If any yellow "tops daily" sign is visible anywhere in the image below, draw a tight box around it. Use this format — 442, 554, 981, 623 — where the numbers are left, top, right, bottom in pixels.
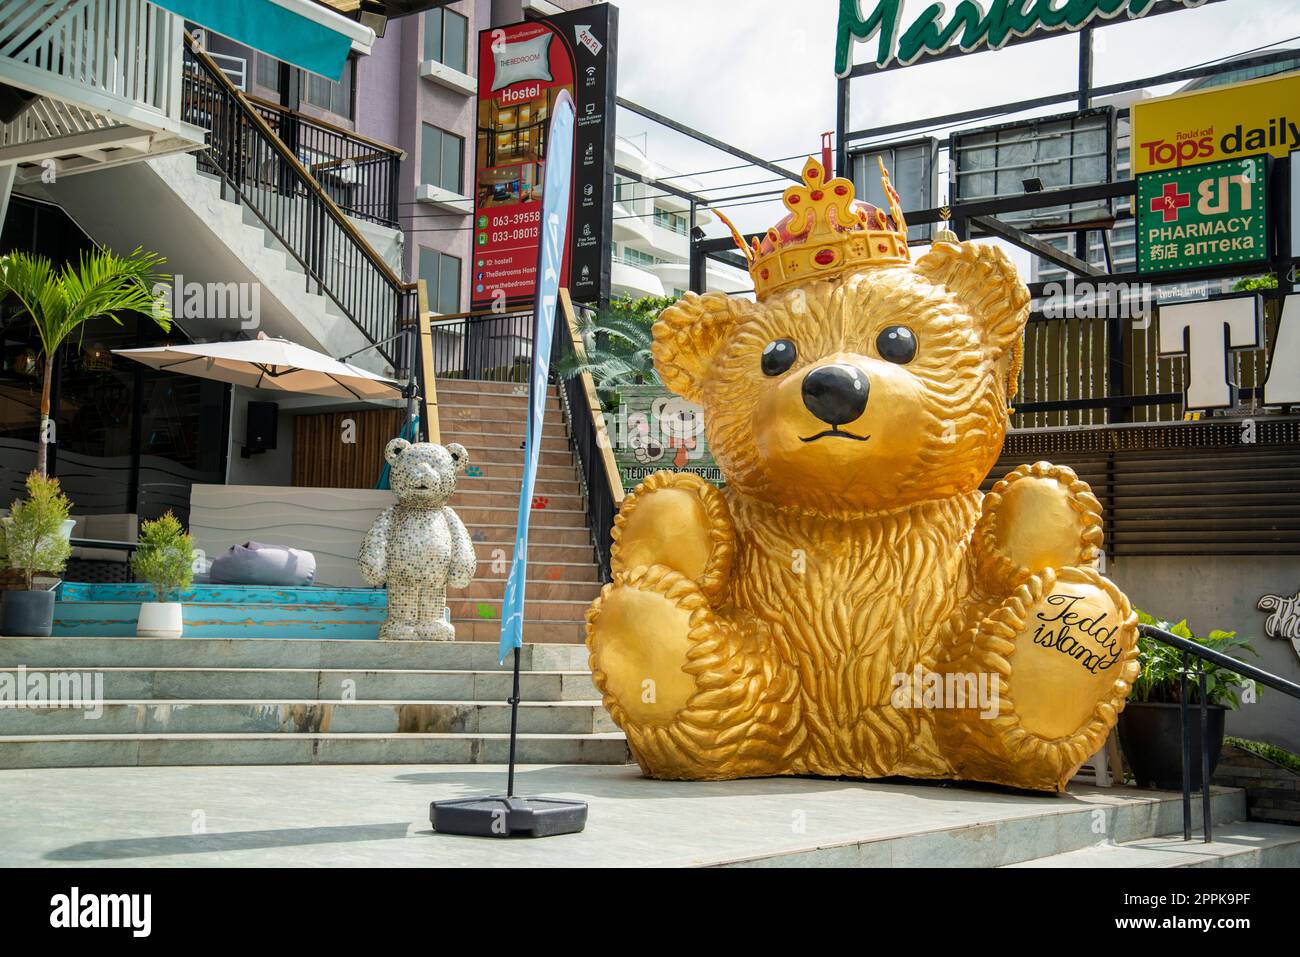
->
1131, 71, 1300, 174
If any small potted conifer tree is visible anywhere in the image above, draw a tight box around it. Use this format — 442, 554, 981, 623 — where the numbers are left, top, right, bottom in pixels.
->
2, 472, 72, 637
130, 511, 194, 639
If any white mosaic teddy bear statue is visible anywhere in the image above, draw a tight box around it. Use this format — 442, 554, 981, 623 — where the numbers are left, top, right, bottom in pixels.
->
358, 438, 476, 641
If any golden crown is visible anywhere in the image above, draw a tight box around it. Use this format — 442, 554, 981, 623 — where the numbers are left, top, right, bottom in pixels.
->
715, 155, 910, 300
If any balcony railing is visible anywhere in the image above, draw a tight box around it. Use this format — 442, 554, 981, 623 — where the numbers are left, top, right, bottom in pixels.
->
247, 95, 402, 228
0, 0, 185, 124
180, 32, 417, 367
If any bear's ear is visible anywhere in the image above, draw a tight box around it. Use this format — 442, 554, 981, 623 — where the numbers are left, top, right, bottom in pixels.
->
384, 438, 411, 464
446, 442, 468, 473
652, 291, 747, 403
914, 241, 1029, 357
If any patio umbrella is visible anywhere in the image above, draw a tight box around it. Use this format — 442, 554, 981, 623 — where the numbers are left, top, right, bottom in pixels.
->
112, 334, 403, 402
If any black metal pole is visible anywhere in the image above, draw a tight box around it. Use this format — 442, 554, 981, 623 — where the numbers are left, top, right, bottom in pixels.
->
506, 634, 522, 797
1180, 650, 1192, 842
1199, 663, 1212, 843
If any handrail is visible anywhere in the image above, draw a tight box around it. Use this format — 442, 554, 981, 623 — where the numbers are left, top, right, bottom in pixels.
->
551, 291, 624, 581
1136, 623, 1300, 845
181, 32, 419, 365
244, 92, 408, 158
560, 289, 625, 508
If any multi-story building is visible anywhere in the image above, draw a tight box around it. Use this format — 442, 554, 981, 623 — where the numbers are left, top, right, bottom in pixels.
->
612, 135, 750, 300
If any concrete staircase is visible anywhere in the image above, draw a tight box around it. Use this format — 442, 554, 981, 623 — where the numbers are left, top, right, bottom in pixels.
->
440, 378, 603, 643
0, 636, 629, 768
2, 379, 619, 769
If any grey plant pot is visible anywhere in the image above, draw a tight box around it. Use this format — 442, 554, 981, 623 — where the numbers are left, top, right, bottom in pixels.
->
2, 588, 55, 637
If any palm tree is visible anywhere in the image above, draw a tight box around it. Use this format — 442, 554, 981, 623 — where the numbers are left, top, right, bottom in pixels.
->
0, 247, 170, 476
554, 295, 675, 397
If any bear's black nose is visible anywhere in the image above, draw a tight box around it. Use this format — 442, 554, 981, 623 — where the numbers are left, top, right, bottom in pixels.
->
802, 363, 869, 426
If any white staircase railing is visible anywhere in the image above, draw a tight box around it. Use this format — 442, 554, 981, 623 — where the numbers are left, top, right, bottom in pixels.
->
0, 0, 184, 124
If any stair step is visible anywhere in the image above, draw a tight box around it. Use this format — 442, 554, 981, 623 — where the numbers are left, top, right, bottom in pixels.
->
1007, 822, 1300, 868
0, 637, 589, 670
451, 620, 586, 642
450, 488, 585, 511
3, 666, 597, 702
459, 463, 579, 482
0, 699, 616, 736
455, 506, 591, 529
460, 578, 601, 601
448, 597, 594, 622
437, 379, 551, 395
0, 731, 632, 768
468, 524, 591, 546
473, 541, 596, 564
462, 446, 575, 467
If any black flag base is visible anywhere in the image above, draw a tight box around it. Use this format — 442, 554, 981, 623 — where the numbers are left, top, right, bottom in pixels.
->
430, 795, 588, 838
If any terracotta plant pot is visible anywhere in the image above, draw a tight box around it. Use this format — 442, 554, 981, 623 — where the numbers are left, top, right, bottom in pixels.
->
1118, 701, 1227, 790
137, 601, 183, 638
2, 588, 55, 637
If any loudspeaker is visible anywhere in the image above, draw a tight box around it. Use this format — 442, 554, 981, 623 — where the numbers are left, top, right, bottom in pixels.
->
243, 401, 278, 457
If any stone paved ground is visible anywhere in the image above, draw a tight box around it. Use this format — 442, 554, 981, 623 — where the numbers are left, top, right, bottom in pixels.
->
0, 763, 1259, 868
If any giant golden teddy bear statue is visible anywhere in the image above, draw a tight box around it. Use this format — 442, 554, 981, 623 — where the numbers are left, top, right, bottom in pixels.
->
585, 155, 1139, 792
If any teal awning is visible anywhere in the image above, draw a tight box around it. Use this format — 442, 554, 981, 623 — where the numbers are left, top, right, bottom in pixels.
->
150, 0, 368, 80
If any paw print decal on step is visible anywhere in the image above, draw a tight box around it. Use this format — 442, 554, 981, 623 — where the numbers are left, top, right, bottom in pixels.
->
465, 465, 484, 477
532, 496, 549, 510
544, 566, 563, 581
475, 603, 497, 619
471, 529, 488, 543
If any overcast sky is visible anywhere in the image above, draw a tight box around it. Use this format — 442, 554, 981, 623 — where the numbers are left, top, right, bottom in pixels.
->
611, 0, 1300, 251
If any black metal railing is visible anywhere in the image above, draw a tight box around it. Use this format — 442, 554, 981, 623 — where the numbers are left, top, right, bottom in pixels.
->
247, 96, 401, 228
551, 317, 619, 582
425, 310, 536, 383
180, 34, 412, 365
1138, 623, 1300, 843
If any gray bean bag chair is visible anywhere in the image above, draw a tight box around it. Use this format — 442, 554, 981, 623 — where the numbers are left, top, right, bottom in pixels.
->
208, 541, 316, 587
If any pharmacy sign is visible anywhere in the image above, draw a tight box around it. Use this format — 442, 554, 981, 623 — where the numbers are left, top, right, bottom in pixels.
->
1137, 155, 1269, 275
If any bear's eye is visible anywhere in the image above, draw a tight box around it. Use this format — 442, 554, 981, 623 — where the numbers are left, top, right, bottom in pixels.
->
761, 339, 797, 376
876, 326, 917, 364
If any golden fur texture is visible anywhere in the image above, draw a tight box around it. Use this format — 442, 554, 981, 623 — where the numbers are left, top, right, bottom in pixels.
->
587, 241, 1138, 790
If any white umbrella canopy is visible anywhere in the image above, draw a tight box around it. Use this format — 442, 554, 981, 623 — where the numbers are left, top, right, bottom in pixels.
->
112, 335, 403, 401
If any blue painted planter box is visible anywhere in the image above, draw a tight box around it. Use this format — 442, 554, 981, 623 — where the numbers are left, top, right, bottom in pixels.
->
54, 582, 387, 639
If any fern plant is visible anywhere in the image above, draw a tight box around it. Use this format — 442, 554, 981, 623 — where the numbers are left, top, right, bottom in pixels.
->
4, 472, 72, 589
0, 247, 170, 475
1132, 610, 1259, 709
553, 295, 677, 393
130, 511, 194, 604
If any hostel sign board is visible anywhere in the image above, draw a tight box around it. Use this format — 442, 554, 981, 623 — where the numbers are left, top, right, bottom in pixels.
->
471, 5, 616, 311
1131, 70, 1300, 174
1136, 155, 1268, 274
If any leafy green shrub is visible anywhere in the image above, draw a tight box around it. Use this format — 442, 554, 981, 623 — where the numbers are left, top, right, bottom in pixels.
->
130, 511, 194, 603
1224, 736, 1300, 774
1132, 610, 1259, 709
4, 472, 72, 589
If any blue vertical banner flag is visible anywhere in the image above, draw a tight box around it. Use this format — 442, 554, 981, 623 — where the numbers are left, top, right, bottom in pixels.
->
500, 90, 577, 664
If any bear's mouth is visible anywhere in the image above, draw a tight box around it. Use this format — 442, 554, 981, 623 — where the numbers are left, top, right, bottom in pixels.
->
800, 428, 870, 443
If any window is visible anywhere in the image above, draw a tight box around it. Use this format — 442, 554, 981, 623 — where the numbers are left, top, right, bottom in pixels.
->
852, 140, 935, 242
424, 7, 468, 73
421, 124, 464, 193
303, 57, 354, 118
420, 248, 461, 315
256, 53, 281, 93
620, 247, 660, 268
654, 208, 688, 235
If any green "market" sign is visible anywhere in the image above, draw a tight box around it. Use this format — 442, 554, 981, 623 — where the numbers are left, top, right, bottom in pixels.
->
835, 0, 1208, 76
1137, 155, 1269, 275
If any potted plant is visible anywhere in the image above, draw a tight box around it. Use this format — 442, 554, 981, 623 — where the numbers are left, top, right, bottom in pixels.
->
1117, 611, 1259, 790
130, 511, 194, 639
1, 472, 72, 637
0, 246, 170, 476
